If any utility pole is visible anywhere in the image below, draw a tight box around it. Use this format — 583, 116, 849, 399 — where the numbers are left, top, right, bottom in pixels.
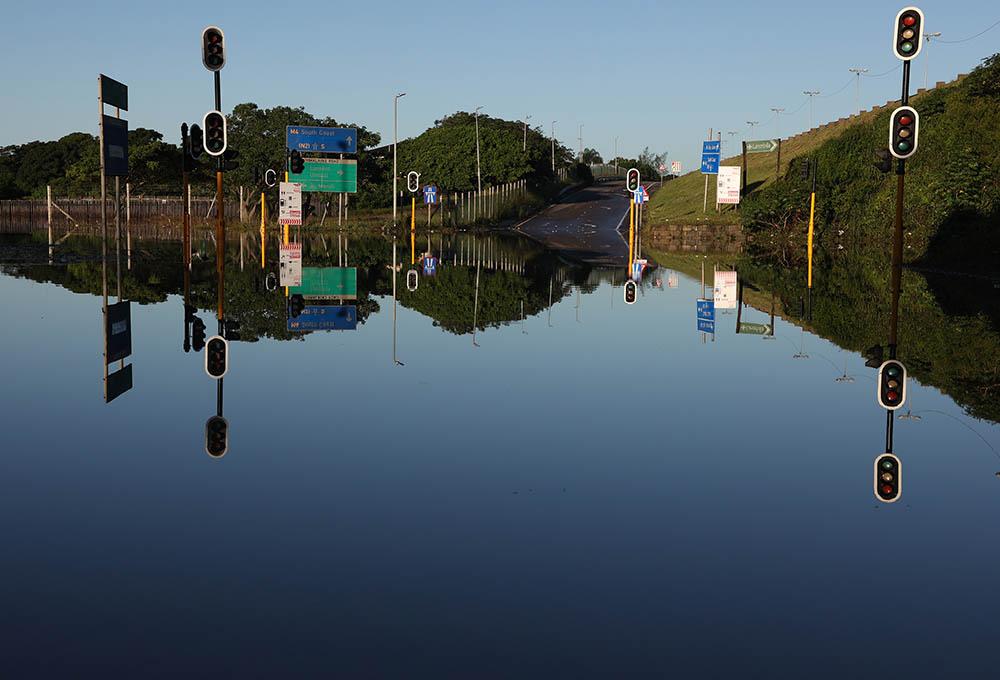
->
578, 123, 583, 162
922, 32, 941, 90
393, 92, 406, 227
522, 114, 531, 151
613, 136, 619, 173
803, 91, 820, 129
770, 108, 785, 140
551, 120, 557, 173
849, 67, 870, 115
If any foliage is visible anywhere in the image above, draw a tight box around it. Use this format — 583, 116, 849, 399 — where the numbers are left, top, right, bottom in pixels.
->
581, 148, 603, 164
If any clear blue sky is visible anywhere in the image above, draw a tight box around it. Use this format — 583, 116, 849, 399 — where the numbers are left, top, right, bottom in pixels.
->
1, 0, 996, 172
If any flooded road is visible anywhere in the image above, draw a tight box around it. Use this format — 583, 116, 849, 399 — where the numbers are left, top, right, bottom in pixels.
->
1, 230, 999, 678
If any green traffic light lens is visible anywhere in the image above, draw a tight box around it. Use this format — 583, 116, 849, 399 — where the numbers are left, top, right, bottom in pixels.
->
881, 460, 895, 470
901, 42, 914, 53
896, 141, 911, 152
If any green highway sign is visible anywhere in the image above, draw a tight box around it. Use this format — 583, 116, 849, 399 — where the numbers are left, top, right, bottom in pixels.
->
745, 139, 779, 154
298, 158, 357, 193
99, 74, 128, 111
290, 267, 358, 300
738, 322, 773, 335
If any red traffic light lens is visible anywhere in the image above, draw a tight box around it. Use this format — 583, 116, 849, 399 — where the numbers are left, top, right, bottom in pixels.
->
899, 115, 913, 126
881, 484, 894, 495
902, 15, 916, 27
887, 390, 900, 402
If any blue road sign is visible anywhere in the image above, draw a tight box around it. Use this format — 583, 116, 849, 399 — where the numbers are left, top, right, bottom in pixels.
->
423, 256, 438, 276
634, 188, 646, 204
698, 318, 716, 334
287, 305, 358, 332
286, 126, 358, 154
701, 140, 721, 175
697, 298, 715, 322
423, 185, 438, 204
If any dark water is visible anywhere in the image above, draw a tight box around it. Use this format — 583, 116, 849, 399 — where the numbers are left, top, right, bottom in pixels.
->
2, 231, 999, 678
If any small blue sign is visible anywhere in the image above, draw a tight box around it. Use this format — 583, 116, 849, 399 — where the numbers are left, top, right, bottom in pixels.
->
288, 305, 358, 332
701, 140, 721, 175
698, 318, 716, 334
423, 257, 438, 276
423, 185, 438, 205
697, 298, 715, 322
703, 141, 721, 154
286, 126, 358, 154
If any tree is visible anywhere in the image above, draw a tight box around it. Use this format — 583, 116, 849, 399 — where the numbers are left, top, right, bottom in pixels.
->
581, 148, 603, 164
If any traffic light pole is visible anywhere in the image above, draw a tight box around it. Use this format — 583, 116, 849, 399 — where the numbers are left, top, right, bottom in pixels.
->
214, 70, 225, 328
885, 59, 912, 455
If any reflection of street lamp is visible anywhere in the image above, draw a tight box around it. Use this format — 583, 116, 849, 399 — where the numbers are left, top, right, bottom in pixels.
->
472, 260, 481, 347
391, 236, 403, 366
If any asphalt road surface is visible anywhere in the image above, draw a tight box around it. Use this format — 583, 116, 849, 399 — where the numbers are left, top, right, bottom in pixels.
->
514, 183, 632, 266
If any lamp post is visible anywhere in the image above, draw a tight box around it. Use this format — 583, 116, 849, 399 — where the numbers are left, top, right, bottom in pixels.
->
613, 136, 619, 173
393, 92, 406, 227
803, 91, 820, 129
578, 123, 583, 162
523, 114, 532, 151
923, 32, 941, 90
474, 106, 482, 195
551, 120, 557, 173
746, 120, 759, 141
848, 67, 870, 115
770, 108, 785, 139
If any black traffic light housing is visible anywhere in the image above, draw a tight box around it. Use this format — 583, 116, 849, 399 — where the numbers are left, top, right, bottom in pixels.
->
203, 110, 227, 156
407, 171, 420, 193
874, 148, 893, 174
877, 360, 907, 410
223, 148, 239, 172
189, 124, 205, 159
626, 168, 640, 193
406, 269, 419, 292
205, 335, 229, 379
624, 280, 637, 305
289, 294, 305, 318
205, 415, 229, 458
889, 106, 919, 160
875, 453, 902, 503
892, 7, 924, 61
202, 26, 226, 71
191, 315, 207, 352
289, 150, 305, 174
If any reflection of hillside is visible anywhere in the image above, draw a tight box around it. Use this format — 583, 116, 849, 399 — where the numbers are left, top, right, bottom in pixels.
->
652, 247, 1000, 424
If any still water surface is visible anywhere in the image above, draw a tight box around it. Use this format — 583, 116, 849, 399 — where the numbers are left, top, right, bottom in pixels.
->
1, 231, 998, 677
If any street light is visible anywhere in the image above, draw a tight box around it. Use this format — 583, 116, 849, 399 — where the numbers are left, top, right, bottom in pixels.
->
770, 108, 785, 139
848, 67, 870, 115
613, 136, 619, 173
393, 92, 406, 227
523, 114, 532, 151
578, 123, 583, 162
474, 106, 483, 196
803, 90, 820, 129
746, 121, 760, 142
551, 120, 557, 173
923, 32, 942, 90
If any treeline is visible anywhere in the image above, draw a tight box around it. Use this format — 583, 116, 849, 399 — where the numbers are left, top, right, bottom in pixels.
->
0, 106, 581, 208
741, 52, 1000, 269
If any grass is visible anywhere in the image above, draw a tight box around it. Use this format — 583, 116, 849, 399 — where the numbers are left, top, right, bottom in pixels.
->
647, 84, 946, 226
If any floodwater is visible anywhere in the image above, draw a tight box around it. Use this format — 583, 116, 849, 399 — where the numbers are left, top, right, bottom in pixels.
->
1, 230, 999, 678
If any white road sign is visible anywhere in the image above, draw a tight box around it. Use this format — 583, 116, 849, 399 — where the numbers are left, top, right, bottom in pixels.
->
714, 270, 738, 309
670, 161, 682, 175
716, 166, 741, 205
279, 181, 302, 225
279, 243, 302, 287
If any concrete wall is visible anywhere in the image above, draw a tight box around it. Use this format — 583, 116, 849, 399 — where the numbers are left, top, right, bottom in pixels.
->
647, 224, 743, 254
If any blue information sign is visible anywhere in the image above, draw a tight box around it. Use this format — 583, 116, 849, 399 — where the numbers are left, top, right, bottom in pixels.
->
423, 256, 438, 276
701, 140, 721, 175
698, 318, 716, 334
288, 305, 358, 332
423, 185, 438, 205
697, 298, 715, 321
286, 126, 358, 154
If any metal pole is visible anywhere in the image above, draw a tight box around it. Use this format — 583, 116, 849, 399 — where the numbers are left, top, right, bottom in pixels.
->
889, 61, 911, 358
474, 106, 482, 198
523, 115, 530, 152
393, 93, 405, 227
551, 121, 556, 173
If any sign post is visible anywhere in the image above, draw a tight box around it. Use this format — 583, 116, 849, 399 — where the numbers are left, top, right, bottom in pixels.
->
697, 298, 715, 334
279, 181, 303, 226
716, 167, 741, 206
701, 136, 720, 212
279, 242, 302, 287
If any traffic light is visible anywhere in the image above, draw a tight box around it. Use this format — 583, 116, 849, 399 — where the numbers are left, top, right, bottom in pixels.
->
189, 124, 204, 159
624, 280, 637, 305
203, 110, 227, 156
192, 315, 207, 352
892, 7, 924, 61
205, 335, 229, 379
201, 26, 226, 71
626, 168, 640, 193
289, 150, 305, 174
874, 453, 901, 503
223, 148, 239, 172
877, 360, 907, 410
874, 148, 893, 174
407, 171, 420, 193
406, 269, 419, 292
205, 415, 229, 458
889, 106, 919, 160
224, 319, 241, 342
289, 294, 305, 318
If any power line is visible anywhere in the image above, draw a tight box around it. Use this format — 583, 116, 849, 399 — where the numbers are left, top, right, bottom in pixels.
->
861, 64, 902, 78
937, 18, 1000, 44
820, 77, 855, 98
